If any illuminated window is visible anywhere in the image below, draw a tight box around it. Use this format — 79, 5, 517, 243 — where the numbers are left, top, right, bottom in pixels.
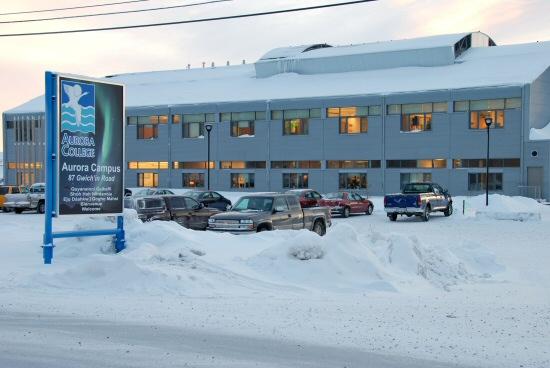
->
173, 161, 214, 169
340, 117, 368, 134
326, 160, 381, 169
137, 125, 158, 139
470, 110, 505, 129
271, 161, 321, 169
282, 173, 309, 189
231, 121, 254, 137
401, 114, 432, 132
468, 173, 503, 191
128, 161, 168, 169
128, 115, 168, 125
8, 162, 16, 169
137, 173, 158, 187
231, 173, 255, 188
454, 98, 520, 112
400, 173, 432, 188
220, 161, 266, 169
386, 160, 447, 169
283, 119, 308, 135
183, 173, 205, 188
388, 102, 446, 115
339, 173, 367, 189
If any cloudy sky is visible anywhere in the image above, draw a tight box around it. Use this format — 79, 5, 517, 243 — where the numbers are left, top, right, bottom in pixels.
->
1, 0, 549, 148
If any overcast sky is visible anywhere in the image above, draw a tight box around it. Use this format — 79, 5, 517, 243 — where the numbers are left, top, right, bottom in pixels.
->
1, 0, 549, 148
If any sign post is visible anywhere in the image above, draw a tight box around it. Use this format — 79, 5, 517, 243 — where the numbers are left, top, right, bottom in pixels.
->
43, 71, 125, 264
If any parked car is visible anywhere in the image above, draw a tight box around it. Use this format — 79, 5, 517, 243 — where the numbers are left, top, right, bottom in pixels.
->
319, 192, 374, 217
127, 195, 220, 230
183, 190, 232, 211
3, 183, 46, 214
285, 189, 323, 208
124, 188, 132, 197
207, 194, 331, 236
132, 188, 175, 197
0, 185, 25, 212
384, 182, 453, 222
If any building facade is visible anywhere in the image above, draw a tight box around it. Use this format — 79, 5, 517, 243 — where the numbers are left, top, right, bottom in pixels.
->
3, 32, 550, 198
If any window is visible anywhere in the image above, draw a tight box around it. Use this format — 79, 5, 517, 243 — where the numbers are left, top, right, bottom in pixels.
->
128, 161, 168, 169
180, 114, 214, 138
326, 160, 381, 169
138, 124, 158, 139
282, 173, 309, 189
453, 158, 520, 168
220, 161, 266, 169
339, 116, 368, 134
400, 173, 432, 188
273, 197, 289, 212
137, 173, 158, 187
283, 119, 308, 135
388, 102, 447, 115
386, 159, 447, 169
271, 161, 321, 169
231, 173, 255, 188
6, 121, 14, 129
401, 114, 432, 132
173, 161, 214, 169
231, 121, 254, 137
128, 115, 168, 125
221, 111, 265, 122
183, 173, 205, 188
327, 106, 378, 117
8, 162, 16, 169
271, 108, 321, 120
453, 98, 521, 112
468, 173, 503, 191
470, 110, 505, 129
339, 173, 367, 189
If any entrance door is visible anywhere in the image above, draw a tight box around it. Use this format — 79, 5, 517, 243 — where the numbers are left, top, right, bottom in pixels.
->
527, 167, 544, 199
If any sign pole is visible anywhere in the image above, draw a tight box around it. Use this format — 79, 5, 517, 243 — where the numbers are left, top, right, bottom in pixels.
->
43, 71, 57, 264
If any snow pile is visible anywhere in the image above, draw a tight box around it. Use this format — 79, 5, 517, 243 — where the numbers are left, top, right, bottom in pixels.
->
460, 194, 545, 221
529, 121, 550, 140
28, 211, 506, 295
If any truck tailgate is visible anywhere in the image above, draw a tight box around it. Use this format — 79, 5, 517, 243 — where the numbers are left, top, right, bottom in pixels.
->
384, 194, 418, 208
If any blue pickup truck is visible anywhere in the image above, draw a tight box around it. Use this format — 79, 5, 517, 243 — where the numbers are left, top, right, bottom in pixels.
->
384, 182, 453, 222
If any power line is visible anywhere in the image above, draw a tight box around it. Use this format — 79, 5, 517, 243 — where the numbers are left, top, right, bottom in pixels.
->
0, 0, 151, 16
0, 0, 232, 24
0, 0, 376, 38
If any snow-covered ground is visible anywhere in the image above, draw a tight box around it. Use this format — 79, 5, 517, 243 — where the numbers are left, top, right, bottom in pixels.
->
0, 194, 549, 367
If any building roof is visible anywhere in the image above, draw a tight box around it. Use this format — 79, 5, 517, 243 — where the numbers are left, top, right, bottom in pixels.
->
5, 32, 550, 115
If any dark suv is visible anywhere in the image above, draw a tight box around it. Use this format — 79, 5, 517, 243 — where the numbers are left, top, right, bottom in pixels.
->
126, 195, 220, 230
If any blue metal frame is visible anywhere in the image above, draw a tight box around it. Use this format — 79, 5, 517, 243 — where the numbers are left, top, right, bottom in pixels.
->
42, 71, 125, 264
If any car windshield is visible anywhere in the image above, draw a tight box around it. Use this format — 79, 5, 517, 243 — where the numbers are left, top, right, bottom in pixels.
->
232, 197, 274, 212
0, 187, 8, 195
403, 183, 432, 193
324, 192, 344, 199
136, 198, 164, 209
134, 189, 155, 197
183, 191, 201, 199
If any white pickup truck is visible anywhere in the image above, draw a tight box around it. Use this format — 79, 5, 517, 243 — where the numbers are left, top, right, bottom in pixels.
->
3, 183, 46, 214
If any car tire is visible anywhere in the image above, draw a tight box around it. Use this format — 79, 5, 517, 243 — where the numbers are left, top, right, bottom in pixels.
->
37, 201, 45, 214
313, 220, 326, 236
422, 206, 431, 222
1, 207, 7, 213
257, 225, 269, 233
389, 213, 397, 222
366, 204, 373, 215
15, 208, 23, 214
343, 206, 350, 218
444, 203, 453, 217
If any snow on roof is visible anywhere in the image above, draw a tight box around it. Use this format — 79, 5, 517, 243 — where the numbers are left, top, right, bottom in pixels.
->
530, 122, 550, 141
259, 44, 332, 60
4, 38, 550, 115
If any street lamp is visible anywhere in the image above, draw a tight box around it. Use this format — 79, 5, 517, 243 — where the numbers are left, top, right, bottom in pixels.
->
204, 123, 213, 190
484, 117, 493, 206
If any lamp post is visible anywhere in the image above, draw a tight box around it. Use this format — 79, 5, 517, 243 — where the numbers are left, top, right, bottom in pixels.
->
484, 117, 493, 206
204, 123, 213, 190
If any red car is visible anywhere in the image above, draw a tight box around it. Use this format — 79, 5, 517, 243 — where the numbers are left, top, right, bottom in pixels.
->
319, 192, 374, 218
285, 189, 323, 208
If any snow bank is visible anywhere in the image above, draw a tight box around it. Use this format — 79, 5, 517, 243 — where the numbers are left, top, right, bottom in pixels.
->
529, 122, 550, 140
459, 194, 545, 221
29, 211, 504, 295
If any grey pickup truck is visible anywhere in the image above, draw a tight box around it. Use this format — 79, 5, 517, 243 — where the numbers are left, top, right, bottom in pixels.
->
3, 183, 46, 214
207, 194, 331, 236
384, 182, 453, 222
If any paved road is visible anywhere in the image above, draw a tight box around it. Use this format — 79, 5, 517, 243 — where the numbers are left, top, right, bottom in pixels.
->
0, 312, 473, 368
